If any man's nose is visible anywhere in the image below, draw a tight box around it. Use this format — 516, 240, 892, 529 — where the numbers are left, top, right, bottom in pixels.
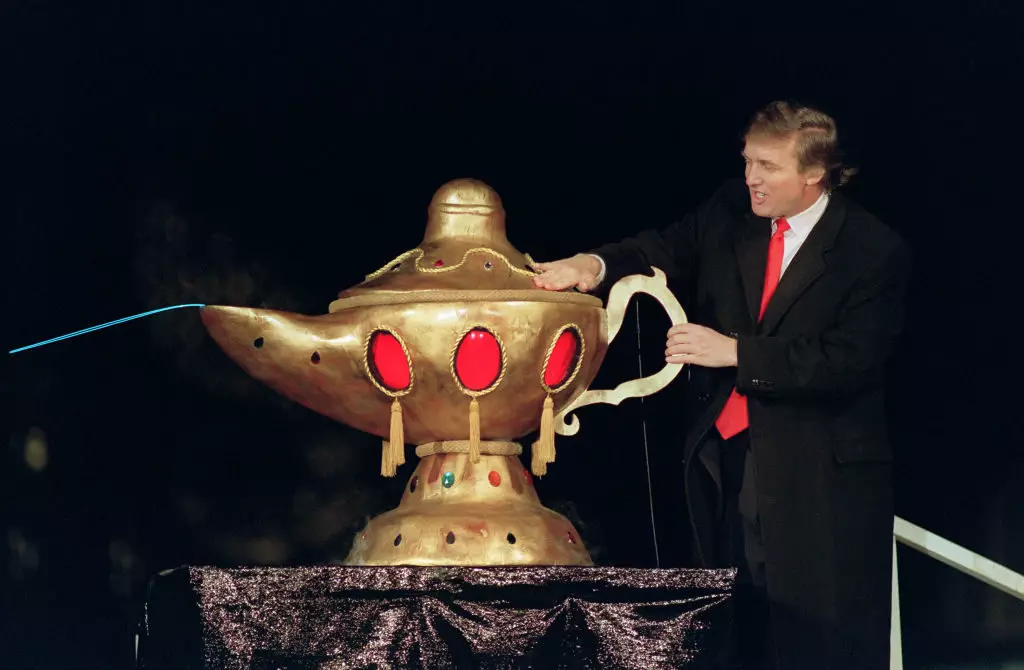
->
745, 169, 761, 186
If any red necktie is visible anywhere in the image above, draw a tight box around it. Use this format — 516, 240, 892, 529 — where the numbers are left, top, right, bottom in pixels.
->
715, 217, 791, 440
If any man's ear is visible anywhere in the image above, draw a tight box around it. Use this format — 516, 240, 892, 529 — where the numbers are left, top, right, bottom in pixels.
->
804, 165, 826, 186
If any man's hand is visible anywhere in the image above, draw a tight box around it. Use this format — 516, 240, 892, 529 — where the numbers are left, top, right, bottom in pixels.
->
665, 323, 738, 368
531, 254, 603, 292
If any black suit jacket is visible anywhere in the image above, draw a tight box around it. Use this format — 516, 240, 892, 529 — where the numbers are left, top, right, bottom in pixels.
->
592, 178, 910, 669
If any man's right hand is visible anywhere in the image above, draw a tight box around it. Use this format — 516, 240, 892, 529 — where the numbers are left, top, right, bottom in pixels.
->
531, 254, 604, 292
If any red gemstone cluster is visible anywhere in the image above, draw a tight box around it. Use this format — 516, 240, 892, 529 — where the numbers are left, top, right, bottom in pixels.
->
362, 324, 585, 477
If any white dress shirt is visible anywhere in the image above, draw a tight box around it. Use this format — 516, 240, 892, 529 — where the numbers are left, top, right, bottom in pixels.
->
591, 190, 830, 284
776, 190, 829, 277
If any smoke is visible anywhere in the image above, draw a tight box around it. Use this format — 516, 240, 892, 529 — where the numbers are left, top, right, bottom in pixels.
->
130, 203, 388, 565
131, 203, 303, 405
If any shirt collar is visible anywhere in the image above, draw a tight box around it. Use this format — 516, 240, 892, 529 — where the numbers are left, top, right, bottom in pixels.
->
773, 190, 830, 235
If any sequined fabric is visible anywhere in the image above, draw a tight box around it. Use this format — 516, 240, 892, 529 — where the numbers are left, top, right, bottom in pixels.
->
137, 565, 736, 669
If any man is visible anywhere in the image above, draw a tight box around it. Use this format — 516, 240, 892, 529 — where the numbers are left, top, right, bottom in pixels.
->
532, 101, 910, 669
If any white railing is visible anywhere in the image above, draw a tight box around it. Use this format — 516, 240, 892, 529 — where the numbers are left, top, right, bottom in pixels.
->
890, 515, 1024, 669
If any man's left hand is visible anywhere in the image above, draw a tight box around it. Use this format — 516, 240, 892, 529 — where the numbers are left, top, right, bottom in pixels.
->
665, 323, 738, 368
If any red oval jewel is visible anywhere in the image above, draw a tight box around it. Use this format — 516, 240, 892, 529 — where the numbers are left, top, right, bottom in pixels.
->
434, 259, 445, 267
488, 471, 502, 487
454, 328, 501, 391
544, 329, 581, 389
369, 331, 411, 391
567, 531, 577, 544
523, 468, 532, 485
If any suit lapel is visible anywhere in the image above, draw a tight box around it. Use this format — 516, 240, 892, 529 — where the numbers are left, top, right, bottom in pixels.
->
758, 194, 847, 334
732, 212, 771, 327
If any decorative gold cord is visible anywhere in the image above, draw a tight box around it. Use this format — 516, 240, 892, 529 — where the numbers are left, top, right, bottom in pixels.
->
330, 289, 601, 312
415, 247, 537, 277
364, 247, 539, 283
362, 326, 415, 398
539, 323, 587, 394
415, 441, 523, 457
363, 249, 424, 282
448, 324, 508, 397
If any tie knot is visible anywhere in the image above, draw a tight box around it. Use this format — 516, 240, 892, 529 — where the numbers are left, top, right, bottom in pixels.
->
774, 217, 790, 235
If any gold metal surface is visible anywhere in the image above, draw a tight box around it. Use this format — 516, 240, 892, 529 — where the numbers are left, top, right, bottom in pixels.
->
345, 450, 593, 566
199, 178, 686, 566
200, 299, 607, 444
552, 270, 688, 438
361, 247, 538, 285
554, 268, 688, 437
332, 178, 548, 302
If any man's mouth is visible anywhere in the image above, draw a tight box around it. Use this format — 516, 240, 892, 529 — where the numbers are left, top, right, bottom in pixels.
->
753, 190, 767, 203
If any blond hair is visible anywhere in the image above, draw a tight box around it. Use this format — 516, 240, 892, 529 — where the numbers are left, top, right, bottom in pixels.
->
745, 100, 857, 190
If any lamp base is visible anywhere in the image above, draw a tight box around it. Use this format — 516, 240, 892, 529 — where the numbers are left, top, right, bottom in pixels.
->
345, 444, 592, 566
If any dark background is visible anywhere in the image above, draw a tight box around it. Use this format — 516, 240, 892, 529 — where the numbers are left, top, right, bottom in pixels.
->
2, 1, 1022, 668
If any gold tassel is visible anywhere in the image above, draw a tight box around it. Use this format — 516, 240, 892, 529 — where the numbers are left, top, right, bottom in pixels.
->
390, 399, 405, 467
532, 395, 556, 476
530, 445, 547, 477
381, 398, 405, 477
381, 439, 394, 477
468, 397, 481, 464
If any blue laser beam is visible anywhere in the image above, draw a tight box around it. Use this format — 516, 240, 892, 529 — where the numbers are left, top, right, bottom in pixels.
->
8, 303, 206, 354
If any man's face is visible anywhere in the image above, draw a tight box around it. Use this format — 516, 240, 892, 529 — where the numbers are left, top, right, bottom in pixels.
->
743, 133, 824, 219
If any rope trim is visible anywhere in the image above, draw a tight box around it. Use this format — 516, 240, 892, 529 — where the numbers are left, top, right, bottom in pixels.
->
330, 289, 601, 311
415, 441, 523, 457
364, 247, 539, 283
362, 327, 414, 398
540, 323, 587, 393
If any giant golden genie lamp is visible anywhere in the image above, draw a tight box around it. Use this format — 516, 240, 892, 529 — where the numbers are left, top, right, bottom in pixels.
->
200, 179, 687, 566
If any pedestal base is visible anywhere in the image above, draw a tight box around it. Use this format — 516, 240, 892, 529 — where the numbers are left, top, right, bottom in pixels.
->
346, 446, 592, 566
136, 565, 736, 669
